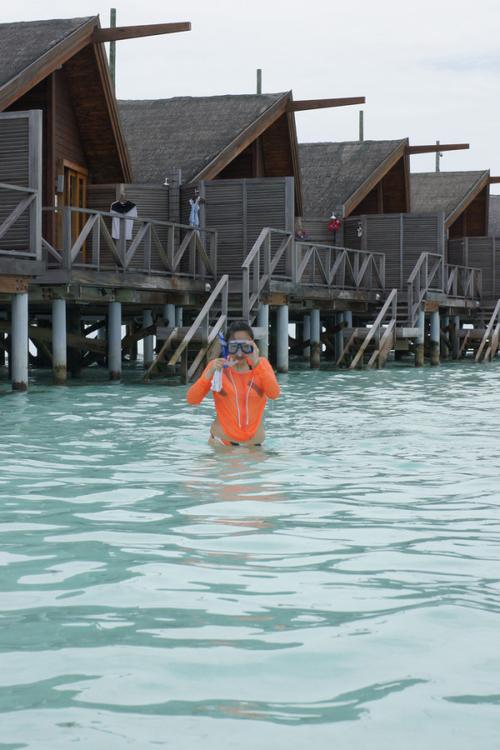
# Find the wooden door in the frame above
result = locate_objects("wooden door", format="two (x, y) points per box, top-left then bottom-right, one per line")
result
(56, 162), (88, 258)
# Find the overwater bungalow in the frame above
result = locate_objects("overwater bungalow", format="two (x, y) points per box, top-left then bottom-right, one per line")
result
(0, 15), (221, 388)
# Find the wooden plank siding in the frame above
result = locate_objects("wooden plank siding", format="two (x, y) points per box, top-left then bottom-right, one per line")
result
(448, 236), (499, 298)
(343, 212), (445, 290)
(54, 69), (87, 170)
(183, 177), (294, 278)
(449, 186), (489, 238)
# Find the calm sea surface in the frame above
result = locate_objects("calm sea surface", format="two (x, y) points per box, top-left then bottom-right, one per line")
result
(1, 363), (500, 749)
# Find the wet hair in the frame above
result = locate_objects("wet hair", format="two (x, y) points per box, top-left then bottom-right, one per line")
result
(226, 320), (254, 340)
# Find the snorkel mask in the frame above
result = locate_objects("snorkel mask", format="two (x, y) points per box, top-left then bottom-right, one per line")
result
(227, 340), (254, 356)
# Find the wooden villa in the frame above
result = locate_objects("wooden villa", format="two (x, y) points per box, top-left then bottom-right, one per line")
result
(1, 14), (499, 388)
(0, 15), (223, 388)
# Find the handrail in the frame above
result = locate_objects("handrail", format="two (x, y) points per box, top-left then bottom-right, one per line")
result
(295, 242), (385, 291)
(0, 182), (37, 194)
(42, 206), (217, 279)
(242, 231), (386, 321)
(349, 288), (398, 369)
(242, 227), (293, 320)
(444, 263), (482, 300)
(167, 274), (229, 376)
(475, 298), (500, 362)
(406, 252), (443, 327)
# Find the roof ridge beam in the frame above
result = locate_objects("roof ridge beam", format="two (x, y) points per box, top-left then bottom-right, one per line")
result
(489, 176), (500, 184)
(407, 143), (469, 155)
(288, 96), (365, 112)
(93, 22), (191, 43)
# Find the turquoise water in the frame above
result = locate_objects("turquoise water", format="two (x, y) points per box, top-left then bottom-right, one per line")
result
(1, 364), (500, 749)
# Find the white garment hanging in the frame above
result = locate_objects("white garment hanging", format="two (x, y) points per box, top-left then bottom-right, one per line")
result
(111, 202), (137, 241)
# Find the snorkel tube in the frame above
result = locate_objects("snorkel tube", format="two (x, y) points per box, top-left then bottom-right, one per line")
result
(211, 332), (229, 392)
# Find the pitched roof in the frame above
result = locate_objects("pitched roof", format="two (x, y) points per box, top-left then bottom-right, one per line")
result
(410, 171), (490, 223)
(119, 93), (288, 184)
(299, 139), (407, 217)
(0, 17), (94, 90)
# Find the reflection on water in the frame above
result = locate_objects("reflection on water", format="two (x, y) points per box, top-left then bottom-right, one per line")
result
(1, 364), (500, 749)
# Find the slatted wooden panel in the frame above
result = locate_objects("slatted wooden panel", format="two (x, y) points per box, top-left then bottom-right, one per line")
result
(447, 239), (466, 266)
(463, 237), (495, 296)
(0, 115), (30, 252)
(191, 177), (294, 278)
(344, 212), (444, 290)
(402, 214), (444, 287)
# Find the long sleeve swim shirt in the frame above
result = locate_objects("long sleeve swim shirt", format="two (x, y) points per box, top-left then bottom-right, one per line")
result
(186, 357), (280, 442)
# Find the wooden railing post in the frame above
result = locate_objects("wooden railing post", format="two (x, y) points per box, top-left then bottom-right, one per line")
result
(62, 206), (72, 270)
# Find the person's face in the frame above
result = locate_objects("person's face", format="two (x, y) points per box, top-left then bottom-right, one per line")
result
(227, 331), (253, 360)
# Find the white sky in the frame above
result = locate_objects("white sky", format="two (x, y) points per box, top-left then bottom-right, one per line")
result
(5, 0), (500, 192)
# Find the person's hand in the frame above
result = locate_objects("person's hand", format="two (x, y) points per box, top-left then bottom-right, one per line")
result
(248, 341), (260, 366)
(205, 358), (227, 380)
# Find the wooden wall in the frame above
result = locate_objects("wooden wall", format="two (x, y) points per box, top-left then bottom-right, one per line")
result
(344, 212), (445, 290)
(449, 187), (489, 238)
(183, 177), (294, 277)
(54, 69), (86, 171)
(350, 157), (408, 216)
(448, 237), (500, 298)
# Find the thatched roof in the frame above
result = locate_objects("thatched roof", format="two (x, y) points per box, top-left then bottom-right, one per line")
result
(0, 17), (94, 89)
(489, 195), (500, 236)
(299, 139), (407, 217)
(119, 93), (288, 184)
(410, 171), (489, 221)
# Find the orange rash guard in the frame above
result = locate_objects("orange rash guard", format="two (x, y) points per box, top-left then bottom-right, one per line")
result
(186, 357), (280, 442)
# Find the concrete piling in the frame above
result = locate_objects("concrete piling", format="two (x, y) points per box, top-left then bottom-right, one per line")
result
(276, 304), (289, 373)
(415, 309), (425, 367)
(143, 309), (154, 368)
(430, 310), (440, 366)
(11, 292), (28, 391)
(257, 303), (269, 359)
(310, 308), (321, 369)
(108, 301), (122, 381)
(52, 298), (67, 385)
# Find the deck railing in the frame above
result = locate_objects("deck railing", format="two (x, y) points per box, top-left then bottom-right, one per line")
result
(242, 230), (386, 320)
(0, 181), (41, 259)
(444, 263), (482, 300)
(42, 206), (218, 280)
(242, 228), (293, 320)
(295, 242), (385, 291)
(406, 252), (444, 326)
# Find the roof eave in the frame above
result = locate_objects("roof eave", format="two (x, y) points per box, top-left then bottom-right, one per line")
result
(190, 92), (291, 183)
(0, 17), (98, 111)
(92, 38), (133, 182)
(445, 171), (490, 227)
(343, 139), (409, 217)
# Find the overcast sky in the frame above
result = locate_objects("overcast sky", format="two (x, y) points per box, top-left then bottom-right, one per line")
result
(5, 0), (500, 192)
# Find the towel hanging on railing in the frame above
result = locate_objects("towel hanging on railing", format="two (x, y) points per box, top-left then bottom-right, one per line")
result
(111, 199), (137, 241)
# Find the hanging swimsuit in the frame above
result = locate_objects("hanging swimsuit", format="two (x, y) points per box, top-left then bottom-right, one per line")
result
(187, 357), (280, 444)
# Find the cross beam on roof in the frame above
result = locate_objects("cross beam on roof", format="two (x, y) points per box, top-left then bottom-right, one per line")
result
(93, 22), (191, 43)
(406, 143), (469, 155)
(489, 177), (500, 184)
(287, 96), (365, 112)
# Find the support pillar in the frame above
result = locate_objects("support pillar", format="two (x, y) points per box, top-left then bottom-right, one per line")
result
(257, 303), (269, 359)
(143, 309), (154, 368)
(310, 308), (321, 369)
(175, 307), (183, 327)
(108, 301), (122, 381)
(67, 308), (82, 378)
(11, 293), (28, 391)
(415, 309), (425, 367)
(334, 312), (344, 363)
(276, 304), (289, 373)
(344, 310), (353, 328)
(451, 315), (460, 360)
(303, 315), (310, 360)
(441, 314), (450, 361)
(164, 304), (176, 328)
(52, 299), (67, 385)
(430, 310), (440, 366)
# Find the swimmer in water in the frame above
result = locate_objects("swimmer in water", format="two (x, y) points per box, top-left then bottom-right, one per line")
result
(186, 320), (281, 446)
